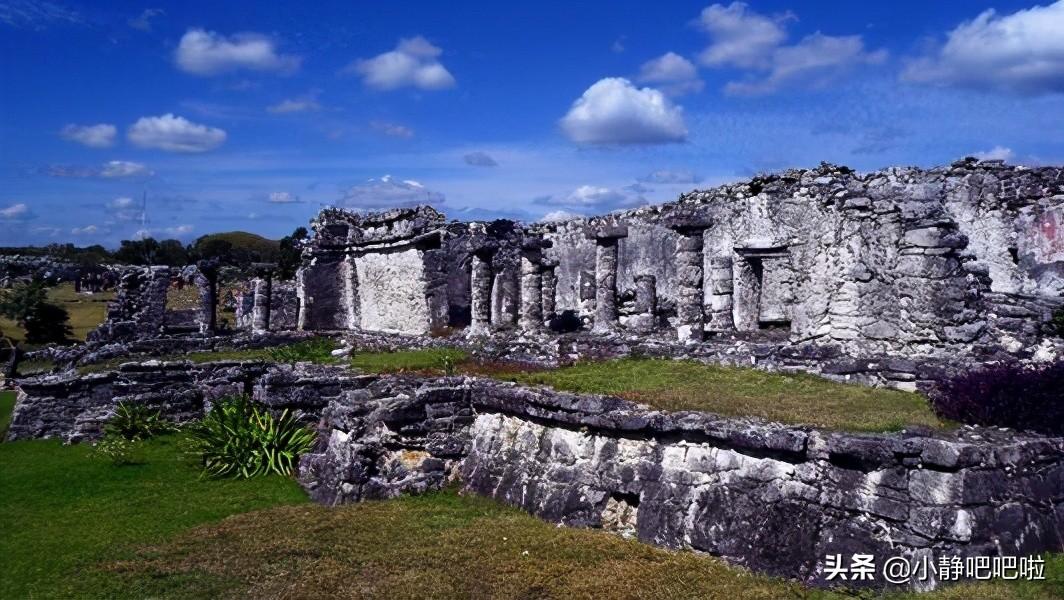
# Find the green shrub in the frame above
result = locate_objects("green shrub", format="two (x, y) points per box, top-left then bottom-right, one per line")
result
(185, 395), (316, 479)
(265, 337), (337, 363)
(91, 434), (145, 466)
(1051, 306), (1064, 338)
(106, 402), (175, 441)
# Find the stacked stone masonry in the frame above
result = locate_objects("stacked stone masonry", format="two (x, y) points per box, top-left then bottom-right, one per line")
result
(7, 362), (1063, 591)
(283, 161), (1064, 379)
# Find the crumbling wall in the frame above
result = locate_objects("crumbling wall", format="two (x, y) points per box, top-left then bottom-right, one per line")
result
(87, 266), (171, 343)
(298, 207), (449, 335)
(10, 362), (1063, 590)
(300, 376), (1064, 590)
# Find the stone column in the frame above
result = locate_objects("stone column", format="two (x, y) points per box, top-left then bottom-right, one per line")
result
(666, 216), (712, 343)
(251, 263), (276, 333)
(585, 222), (628, 334)
(252, 277), (272, 333)
(518, 239), (551, 332)
(628, 274), (657, 332)
(194, 260), (220, 335)
(467, 247), (495, 336)
(540, 259), (558, 323)
(707, 256), (735, 331)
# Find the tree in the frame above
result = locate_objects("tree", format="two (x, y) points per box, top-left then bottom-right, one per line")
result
(0, 280), (72, 345)
(114, 238), (159, 265)
(155, 239), (190, 266)
(277, 226), (307, 279)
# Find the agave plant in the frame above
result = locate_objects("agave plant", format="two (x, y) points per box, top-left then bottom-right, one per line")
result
(106, 402), (176, 441)
(185, 395), (316, 479)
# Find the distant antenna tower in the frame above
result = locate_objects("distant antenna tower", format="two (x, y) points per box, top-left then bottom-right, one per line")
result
(141, 190), (148, 235)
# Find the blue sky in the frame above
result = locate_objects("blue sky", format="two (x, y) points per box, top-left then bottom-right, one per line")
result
(2, 0), (1063, 246)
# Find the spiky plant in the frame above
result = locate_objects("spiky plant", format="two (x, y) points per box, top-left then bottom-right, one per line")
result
(185, 395), (316, 479)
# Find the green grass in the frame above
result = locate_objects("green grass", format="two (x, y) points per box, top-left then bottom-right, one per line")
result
(0, 435), (307, 597)
(78, 337), (341, 374)
(0, 389), (14, 438)
(510, 358), (945, 432)
(0, 390), (1059, 599)
(0, 282), (114, 344)
(349, 347), (470, 373)
(77, 347), (940, 432)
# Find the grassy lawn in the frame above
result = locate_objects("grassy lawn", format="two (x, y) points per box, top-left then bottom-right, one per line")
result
(0, 391), (307, 598)
(0, 282), (114, 344)
(0, 390), (1060, 599)
(511, 358), (945, 432)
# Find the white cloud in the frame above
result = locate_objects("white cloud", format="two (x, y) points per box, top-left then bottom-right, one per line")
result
(463, 151), (498, 167)
(107, 196), (142, 222)
(560, 78), (687, 145)
(901, 1), (1064, 95)
(60, 123), (116, 148)
(0, 0), (83, 30)
(71, 224), (99, 235)
(724, 33), (887, 96)
(343, 36), (456, 91)
(101, 160), (153, 178)
(339, 174), (445, 211)
(43, 161), (152, 179)
(165, 225), (193, 236)
(268, 191), (302, 204)
(695, 2), (791, 69)
(536, 184), (647, 211)
(128, 114), (226, 152)
(640, 169), (703, 184)
(267, 91), (321, 114)
(0, 203), (32, 220)
(128, 8), (163, 31)
(636, 52), (704, 96)
(972, 146), (1014, 161)
(369, 120), (415, 138)
(695, 3), (886, 95)
(175, 28), (300, 76)
(540, 209), (583, 223)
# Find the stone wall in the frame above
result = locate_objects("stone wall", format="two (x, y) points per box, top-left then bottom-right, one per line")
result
(298, 207), (450, 335)
(9, 361), (1063, 589)
(290, 160), (1063, 377)
(300, 376), (1064, 591)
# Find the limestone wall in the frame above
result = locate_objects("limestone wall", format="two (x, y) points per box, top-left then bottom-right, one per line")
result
(8, 362), (1063, 589)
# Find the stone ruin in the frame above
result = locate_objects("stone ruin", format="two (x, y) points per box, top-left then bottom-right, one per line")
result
(5, 159), (1064, 591)
(291, 160), (1064, 389)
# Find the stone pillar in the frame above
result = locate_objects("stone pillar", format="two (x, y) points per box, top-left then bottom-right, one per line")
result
(540, 259), (558, 323)
(707, 256), (735, 331)
(194, 260), (220, 335)
(585, 222), (628, 334)
(252, 276), (273, 333)
(666, 216), (712, 343)
(493, 269), (519, 328)
(468, 248), (495, 336)
(519, 238), (551, 332)
(629, 274), (657, 332)
(634, 274), (657, 314)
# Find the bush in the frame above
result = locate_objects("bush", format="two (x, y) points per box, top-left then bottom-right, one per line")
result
(185, 395), (316, 479)
(931, 361), (1064, 434)
(106, 402), (175, 441)
(0, 280), (73, 344)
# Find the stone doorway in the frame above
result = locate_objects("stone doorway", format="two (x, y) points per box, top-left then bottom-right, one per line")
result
(733, 246), (792, 332)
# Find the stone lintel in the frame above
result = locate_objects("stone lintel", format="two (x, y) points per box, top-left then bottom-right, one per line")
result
(584, 221), (629, 241)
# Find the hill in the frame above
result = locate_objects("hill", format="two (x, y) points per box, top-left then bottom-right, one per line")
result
(192, 231), (281, 262)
